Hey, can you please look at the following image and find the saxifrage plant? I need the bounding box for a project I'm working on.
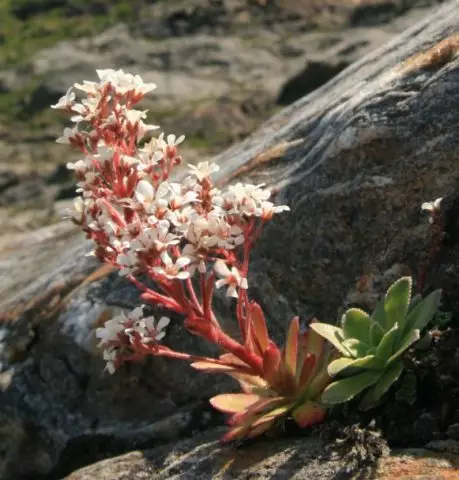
[204,314,335,441]
[311,277,441,410]
[52,68,333,442]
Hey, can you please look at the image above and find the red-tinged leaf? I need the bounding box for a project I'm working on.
[209,393,262,414]
[245,404,292,439]
[228,397,286,426]
[284,316,299,375]
[263,341,283,388]
[228,372,269,393]
[291,401,327,428]
[246,419,276,439]
[191,361,241,373]
[220,424,251,443]
[299,354,317,388]
[307,365,332,399]
[249,302,269,355]
[219,353,252,369]
[302,321,326,360]
[251,404,292,427]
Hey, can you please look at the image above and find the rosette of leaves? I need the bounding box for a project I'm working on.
[191,304,334,442]
[310,277,441,411]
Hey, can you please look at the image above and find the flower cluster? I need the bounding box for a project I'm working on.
[96,306,170,374]
[54,68,289,374]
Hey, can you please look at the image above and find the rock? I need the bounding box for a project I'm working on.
[64,428,458,480]
[1,1,459,478]
[0,0,443,222]
[0,175,49,207]
[0,170,19,194]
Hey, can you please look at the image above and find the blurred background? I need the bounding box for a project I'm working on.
[0,0,444,235]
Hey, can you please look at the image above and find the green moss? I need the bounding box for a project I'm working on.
[0,0,153,66]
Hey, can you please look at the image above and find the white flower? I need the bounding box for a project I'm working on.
[157,133,185,150]
[421,197,442,212]
[56,126,80,144]
[103,348,118,374]
[51,87,75,109]
[182,244,207,274]
[208,215,244,248]
[257,201,290,220]
[421,197,443,224]
[137,139,165,168]
[66,158,90,172]
[153,253,191,280]
[187,161,219,182]
[168,182,199,210]
[96,68,157,96]
[166,205,198,232]
[70,96,101,123]
[143,315,170,342]
[131,221,179,253]
[135,180,171,211]
[213,260,248,298]
[73,80,98,95]
[135,180,155,204]
[96,317,125,345]
[117,251,139,276]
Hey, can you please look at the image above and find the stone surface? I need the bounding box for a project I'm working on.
[64,428,458,480]
[0,0,442,237]
[0,1,459,478]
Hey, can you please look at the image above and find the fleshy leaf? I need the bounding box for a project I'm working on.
[219,353,250,367]
[292,402,326,427]
[228,397,286,426]
[298,354,316,388]
[409,294,423,312]
[342,338,372,358]
[249,302,270,356]
[220,423,251,443]
[384,277,412,331]
[371,298,387,331]
[398,289,442,344]
[246,419,276,439]
[299,324,325,377]
[359,361,404,411]
[262,342,286,391]
[228,372,269,394]
[328,355,383,377]
[191,361,241,373]
[387,329,420,364]
[307,364,332,399]
[321,371,382,405]
[251,404,292,428]
[375,324,399,362]
[210,393,262,414]
[342,308,373,344]
[284,316,299,375]
[370,322,385,346]
[309,323,350,356]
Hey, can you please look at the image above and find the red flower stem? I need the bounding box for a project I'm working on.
[236,296,246,344]
[186,277,203,315]
[127,274,185,313]
[201,272,219,327]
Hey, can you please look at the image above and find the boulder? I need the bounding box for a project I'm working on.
[1,0,459,478]
[64,428,457,480]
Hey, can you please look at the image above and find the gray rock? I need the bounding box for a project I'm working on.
[1,0,459,478]
[64,428,457,480]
